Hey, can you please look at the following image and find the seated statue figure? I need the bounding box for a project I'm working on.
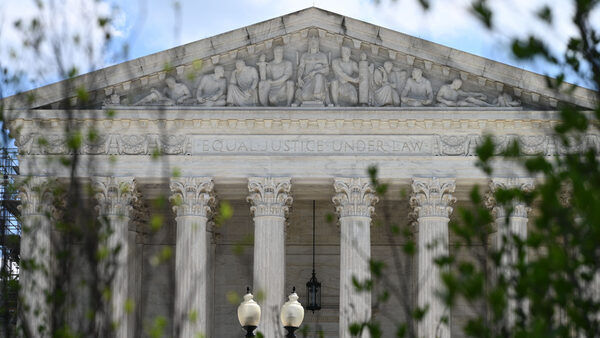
[401,68,433,107]
[331,46,359,106]
[227,60,259,106]
[494,93,521,107]
[258,46,295,106]
[295,36,330,105]
[134,77,191,106]
[196,66,227,106]
[436,79,492,107]
[371,61,400,107]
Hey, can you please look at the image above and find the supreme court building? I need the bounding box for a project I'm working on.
[5,7,598,338]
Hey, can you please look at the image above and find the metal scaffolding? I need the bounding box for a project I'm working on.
[1,147,19,334]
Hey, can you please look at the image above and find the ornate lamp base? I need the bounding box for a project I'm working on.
[243,325,257,337]
[284,326,298,337]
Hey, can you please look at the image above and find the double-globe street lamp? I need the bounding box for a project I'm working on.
[237,287,305,337]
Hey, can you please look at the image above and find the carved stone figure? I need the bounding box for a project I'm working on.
[258,46,295,106]
[401,68,433,107]
[257,54,268,80]
[196,66,227,106]
[331,46,359,106]
[227,60,259,106]
[494,93,521,107]
[358,53,370,106]
[104,93,121,106]
[134,77,192,106]
[436,79,492,107]
[390,68,408,98]
[371,61,400,107]
[295,36,330,106]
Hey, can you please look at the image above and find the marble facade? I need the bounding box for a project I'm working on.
[5,7,599,338]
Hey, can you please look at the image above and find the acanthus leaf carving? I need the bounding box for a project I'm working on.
[488,178,534,219]
[410,177,456,218]
[17,176,58,217]
[332,177,379,218]
[247,177,292,218]
[169,177,215,217]
[93,176,137,217]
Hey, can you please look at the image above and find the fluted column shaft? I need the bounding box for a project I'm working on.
[18,177,55,337]
[489,178,533,328]
[333,177,378,338]
[247,177,292,336]
[411,178,456,338]
[94,177,136,338]
[170,177,215,338]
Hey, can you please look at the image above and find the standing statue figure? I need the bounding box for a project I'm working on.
[371,61,400,107]
[258,46,295,106]
[295,36,330,106]
[401,68,433,107]
[227,60,259,106]
[390,68,408,99]
[331,46,360,106]
[134,77,191,106]
[196,66,227,106]
[493,93,521,107]
[436,79,492,107]
[358,52,371,106]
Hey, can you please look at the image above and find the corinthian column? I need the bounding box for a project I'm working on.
[94,176,136,338]
[18,177,56,337]
[247,177,292,336]
[410,177,456,338]
[332,177,379,338]
[489,178,533,328]
[170,177,215,338]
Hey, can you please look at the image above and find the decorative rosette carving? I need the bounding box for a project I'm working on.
[410,177,456,218]
[247,177,292,217]
[93,176,137,217]
[169,177,215,217]
[332,177,379,218]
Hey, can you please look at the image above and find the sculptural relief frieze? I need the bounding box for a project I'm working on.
[116,32,529,109]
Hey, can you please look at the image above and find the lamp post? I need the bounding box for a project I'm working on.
[306,200,322,313]
[280,287,304,338]
[237,287,261,337]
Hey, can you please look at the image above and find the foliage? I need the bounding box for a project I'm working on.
[0,1,191,337]
[350,0,600,337]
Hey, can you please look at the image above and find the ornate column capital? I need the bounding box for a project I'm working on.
[332,177,379,218]
[17,176,57,216]
[410,177,456,218]
[169,177,215,217]
[93,176,136,217]
[487,178,534,218]
[247,177,292,217]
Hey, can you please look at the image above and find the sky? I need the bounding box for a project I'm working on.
[0,0,599,93]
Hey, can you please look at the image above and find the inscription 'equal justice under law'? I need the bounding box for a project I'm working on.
[194,135,428,155]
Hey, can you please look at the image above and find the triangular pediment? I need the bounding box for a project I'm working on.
[4,7,597,110]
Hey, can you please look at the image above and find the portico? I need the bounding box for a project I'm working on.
[6,7,597,338]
